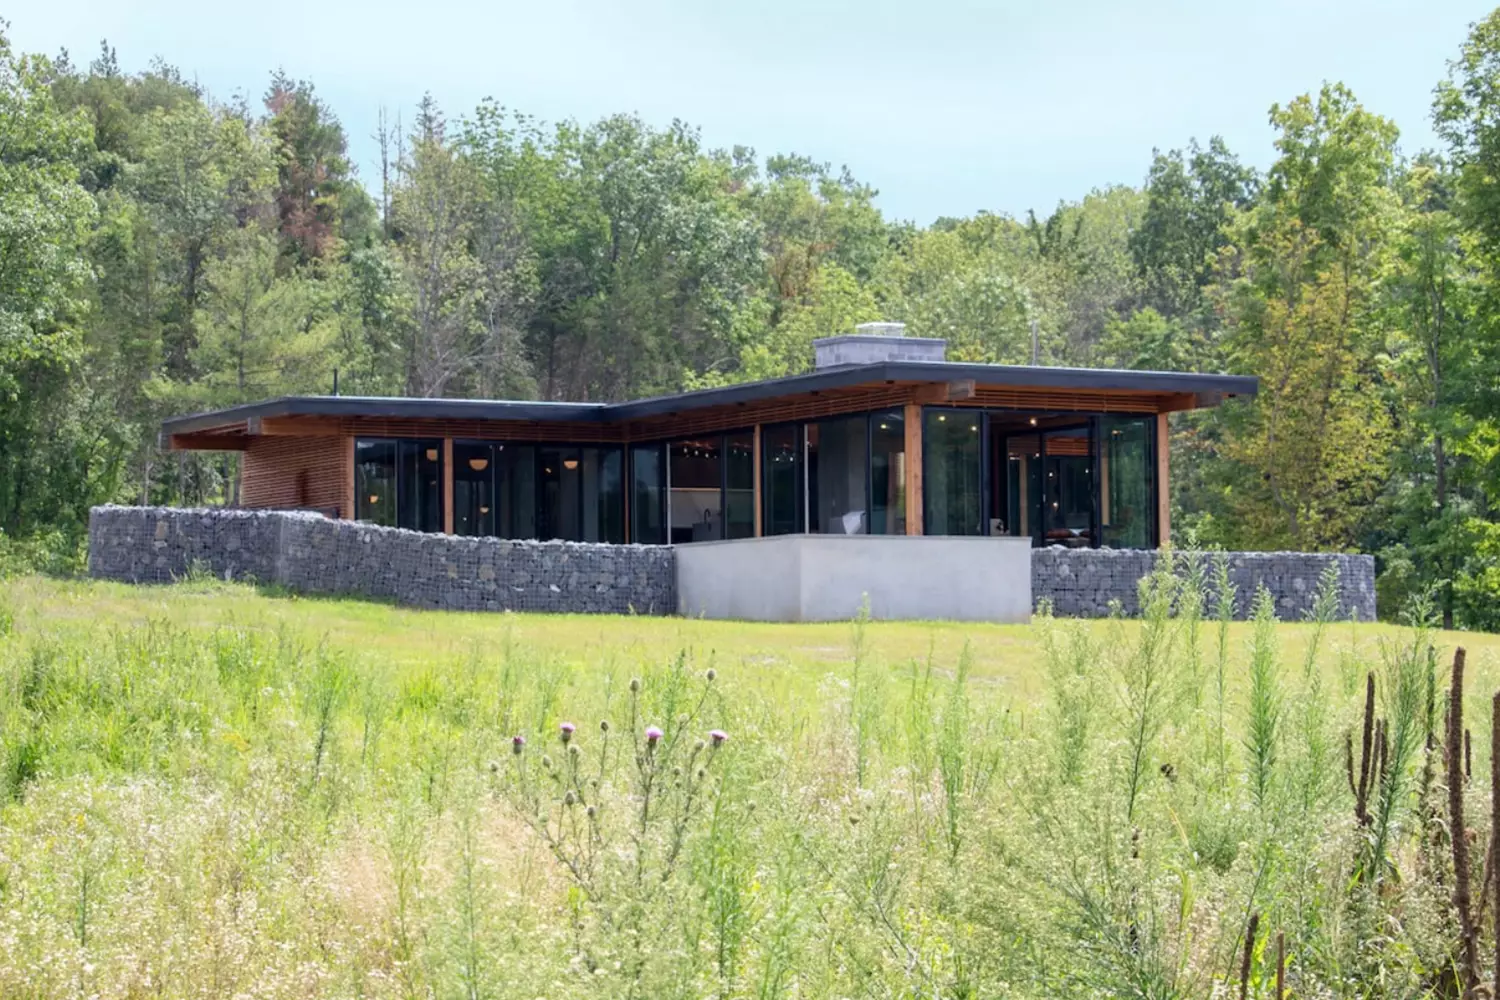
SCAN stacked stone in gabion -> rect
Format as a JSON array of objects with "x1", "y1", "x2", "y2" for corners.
[{"x1": 88, "y1": 505, "x2": 675, "y2": 616}]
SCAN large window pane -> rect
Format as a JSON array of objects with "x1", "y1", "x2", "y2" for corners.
[
  {"x1": 1042, "y1": 428, "x2": 1093, "y2": 547},
  {"x1": 396, "y1": 439, "x2": 443, "y2": 533},
  {"x1": 870, "y1": 410, "x2": 905, "y2": 534},
  {"x1": 630, "y1": 444, "x2": 665, "y2": 544},
  {"x1": 540, "y1": 447, "x2": 582, "y2": 540},
  {"x1": 923, "y1": 410, "x2": 983, "y2": 535},
  {"x1": 725, "y1": 432, "x2": 755, "y2": 539},
  {"x1": 1101, "y1": 416, "x2": 1154, "y2": 549},
  {"x1": 997, "y1": 434, "x2": 1042, "y2": 544},
  {"x1": 809, "y1": 416, "x2": 868, "y2": 534},
  {"x1": 582, "y1": 447, "x2": 625, "y2": 544},
  {"x1": 670, "y1": 438, "x2": 722, "y2": 543},
  {"x1": 355, "y1": 439, "x2": 397, "y2": 527},
  {"x1": 453, "y1": 441, "x2": 495, "y2": 537},
  {"x1": 761, "y1": 424, "x2": 802, "y2": 535},
  {"x1": 499, "y1": 444, "x2": 536, "y2": 539}
]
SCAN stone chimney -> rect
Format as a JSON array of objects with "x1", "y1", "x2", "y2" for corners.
[{"x1": 812, "y1": 322, "x2": 948, "y2": 370}]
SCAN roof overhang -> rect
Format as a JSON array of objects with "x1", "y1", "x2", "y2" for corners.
[{"x1": 161, "y1": 363, "x2": 1258, "y2": 448}]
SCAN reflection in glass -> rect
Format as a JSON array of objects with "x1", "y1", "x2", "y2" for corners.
[
  {"x1": 923, "y1": 410, "x2": 983, "y2": 535},
  {"x1": 396, "y1": 439, "x2": 443, "y2": 533},
  {"x1": 1101, "y1": 416, "x2": 1154, "y2": 548},
  {"x1": 539, "y1": 447, "x2": 582, "y2": 540},
  {"x1": 725, "y1": 432, "x2": 755, "y2": 539},
  {"x1": 453, "y1": 441, "x2": 494, "y2": 537},
  {"x1": 761, "y1": 424, "x2": 802, "y2": 535},
  {"x1": 630, "y1": 444, "x2": 666, "y2": 545},
  {"x1": 355, "y1": 439, "x2": 397, "y2": 527},
  {"x1": 809, "y1": 416, "x2": 868, "y2": 534},
  {"x1": 870, "y1": 410, "x2": 905, "y2": 534},
  {"x1": 1042, "y1": 428, "x2": 1093, "y2": 547},
  {"x1": 669, "y1": 438, "x2": 723, "y2": 543},
  {"x1": 582, "y1": 447, "x2": 625, "y2": 543}
]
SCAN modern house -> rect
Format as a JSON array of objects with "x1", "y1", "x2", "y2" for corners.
[{"x1": 160, "y1": 324, "x2": 1257, "y2": 554}]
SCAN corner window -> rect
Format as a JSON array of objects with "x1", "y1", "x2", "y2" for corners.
[{"x1": 923, "y1": 410, "x2": 983, "y2": 536}]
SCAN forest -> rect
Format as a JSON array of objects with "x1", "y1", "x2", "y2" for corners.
[{"x1": 5, "y1": 12, "x2": 1500, "y2": 624}]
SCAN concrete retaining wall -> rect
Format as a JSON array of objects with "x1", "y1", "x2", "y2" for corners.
[
  {"x1": 87, "y1": 505, "x2": 675, "y2": 614},
  {"x1": 1031, "y1": 547, "x2": 1377, "y2": 621},
  {"x1": 675, "y1": 534, "x2": 1033, "y2": 622}
]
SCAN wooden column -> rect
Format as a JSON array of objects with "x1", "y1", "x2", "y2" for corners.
[
  {"x1": 752, "y1": 424, "x2": 763, "y2": 537},
  {"x1": 904, "y1": 402, "x2": 923, "y2": 536},
  {"x1": 1155, "y1": 413, "x2": 1170, "y2": 547},
  {"x1": 442, "y1": 437, "x2": 454, "y2": 534},
  {"x1": 342, "y1": 436, "x2": 356, "y2": 521}
]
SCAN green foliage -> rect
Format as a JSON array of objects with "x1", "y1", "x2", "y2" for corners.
[{"x1": 15, "y1": 15, "x2": 1500, "y2": 628}]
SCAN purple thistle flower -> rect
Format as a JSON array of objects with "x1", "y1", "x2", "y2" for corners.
[
  {"x1": 709, "y1": 729, "x2": 728, "y2": 746},
  {"x1": 645, "y1": 725, "x2": 664, "y2": 744},
  {"x1": 560, "y1": 721, "x2": 576, "y2": 742},
  {"x1": 511, "y1": 734, "x2": 526, "y2": 754}
]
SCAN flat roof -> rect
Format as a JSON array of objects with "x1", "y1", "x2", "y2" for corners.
[{"x1": 161, "y1": 360, "x2": 1258, "y2": 437}]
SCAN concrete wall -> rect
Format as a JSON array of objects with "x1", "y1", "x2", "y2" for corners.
[
  {"x1": 1031, "y1": 547, "x2": 1377, "y2": 621},
  {"x1": 675, "y1": 534, "x2": 1034, "y2": 622},
  {"x1": 88, "y1": 505, "x2": 675, "y2": 614}
]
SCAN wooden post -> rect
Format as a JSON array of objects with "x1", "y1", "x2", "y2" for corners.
[
  {"x1": 1155, "y1": 412, "x2": 1171, "y2": 547},
  {"x1": 752, "y1": 424, "x2": 763, "y2": 537},
  {"x1": 904, "y1": 402, "x2": 923, "y2": 536},
  {"x1": 442, "y1": 437, "x2": 454, "y2": 534},
  {"x1": 343, "y1": 436, "x2": 356, "y2": 520}
]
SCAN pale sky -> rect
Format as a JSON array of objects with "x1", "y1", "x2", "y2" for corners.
[{"x1": 9, "y1": 0, "x2": 1496, "y2": 223}]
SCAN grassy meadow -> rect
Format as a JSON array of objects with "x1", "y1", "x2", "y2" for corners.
[{"x1": 1, "y1": 566, "x2": 1499, "y2": 998}]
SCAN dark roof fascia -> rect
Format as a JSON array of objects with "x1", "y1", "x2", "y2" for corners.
[
  {"x1": 161, "y1": 365, "x2": 1259, "y2": 437},
  {"x1": 160, "y1": 395, "x2": 608, "y2": 436},
  {"x1": 605, "y1": 361, "x2": 1258, "y2": 421}
]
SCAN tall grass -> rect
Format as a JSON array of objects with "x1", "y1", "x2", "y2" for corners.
[{"x1": 0, "y1": 572, "x2": 1496, "y2": 998}]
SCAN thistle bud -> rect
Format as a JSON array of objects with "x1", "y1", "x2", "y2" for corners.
[
  {"x1": 705, "y1": 668, "x2": 716, "y2": 682},
  {"x1": 511, "y1": 735, "x2": 526, "y2": 755},
  {"x1": 564, "y1": 790, "x2": 576, "y2": 806},
  {"x1": 600, "y1": 719, "x2": 610, "y2": 733},
  {"x1": 629, "y1": 678, "x2": 641, "y2": 693}
]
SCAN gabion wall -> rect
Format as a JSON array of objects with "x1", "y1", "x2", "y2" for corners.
[
  {"x1": 1031, "y1": 547, "x2": 1378, "y2": 621},
  {"x1": 88, "y1": 505, "x2": 1378, "y2": 622},
  {"x1": 87, "y1": 506, "x2": 676, "y2": 615}
]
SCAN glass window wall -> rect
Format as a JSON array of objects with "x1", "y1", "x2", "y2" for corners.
[
  {"x1": 761, "y1": 424, "x2": 803, "y2": 536},
  {"x1": 870, "y1": 410, "x2": 906, "y2": 534},
  {"x1": 355, "y1": 439, "x2": 397, "y2": 527},
  {"x1": 631, "y1": 444, "x2": 666, "y2": 545},
  {"x1": 809, "y1": 416, "x2": 869, "y2": 535},
  {"x1": 725, "y1": 432, "x2": 756, "y2": 539},
  {"x1": 1101, "y1": 416, "x2": 1155, "y2": 549},
  {"x1": 669, "y1": 438, "x2": 723, "y2": 543},
  {"x1": 923, "y1": 410, "x2": 983, "y2": 536}
]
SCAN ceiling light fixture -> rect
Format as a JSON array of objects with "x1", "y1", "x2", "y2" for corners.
[{"x1": 468, "y1": 457, "x2": 489, "y2": 472}]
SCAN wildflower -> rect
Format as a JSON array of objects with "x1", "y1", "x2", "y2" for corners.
[
  {"x1": 705, "y1": 668, "x2": 716, "y2": 682},
  {"x1": 645, "y1": 725, "x2": 663, "y2": 745},
  {"x1": 560, "y1": 721, "x2": 576, "y2": 743},
  {"x1": 511, "y1": 735, "x2": 526, "y2": 755},
  {"x1": 709, "y1": 729, "x2": 728, "y2": 746}
]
